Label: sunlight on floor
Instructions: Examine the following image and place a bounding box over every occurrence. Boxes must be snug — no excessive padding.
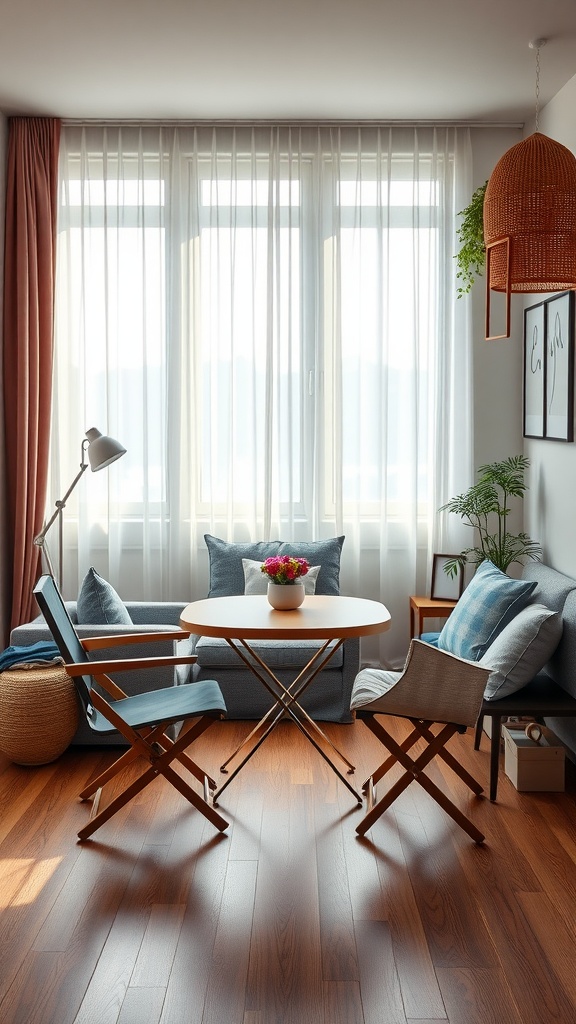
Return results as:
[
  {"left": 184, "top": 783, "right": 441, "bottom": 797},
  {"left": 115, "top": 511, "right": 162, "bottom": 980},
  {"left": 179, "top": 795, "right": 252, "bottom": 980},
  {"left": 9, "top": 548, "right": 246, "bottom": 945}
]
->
[{"left": 1, "top": 857, "right": 63, "bottom": 907}]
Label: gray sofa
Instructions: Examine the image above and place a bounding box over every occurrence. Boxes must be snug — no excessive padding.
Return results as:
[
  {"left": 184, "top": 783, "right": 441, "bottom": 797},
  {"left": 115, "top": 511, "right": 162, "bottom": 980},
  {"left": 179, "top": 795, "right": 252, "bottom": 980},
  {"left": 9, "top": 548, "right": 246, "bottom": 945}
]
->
[
  {"left": 519, "top": 561, "right": 576, "bottom": 756},
  {"left": 474, "top": 561, "right": 576, "bottom": 798},
  {"left": 191, "top": 632, "right": 358, "bottom": 723},
  {"left": 187, "top": 534, "right": 359, "bottom": 724},
  {"left": 9, "top": 601, "right": 191, "bottom": 746}
]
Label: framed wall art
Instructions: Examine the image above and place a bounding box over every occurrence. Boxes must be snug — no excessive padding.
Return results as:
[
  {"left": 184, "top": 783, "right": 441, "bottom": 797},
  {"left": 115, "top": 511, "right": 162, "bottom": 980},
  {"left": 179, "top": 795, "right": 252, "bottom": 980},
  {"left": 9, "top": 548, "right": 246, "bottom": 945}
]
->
[{"left": 523, "top": 290, "right": 575, "bottom": 442}]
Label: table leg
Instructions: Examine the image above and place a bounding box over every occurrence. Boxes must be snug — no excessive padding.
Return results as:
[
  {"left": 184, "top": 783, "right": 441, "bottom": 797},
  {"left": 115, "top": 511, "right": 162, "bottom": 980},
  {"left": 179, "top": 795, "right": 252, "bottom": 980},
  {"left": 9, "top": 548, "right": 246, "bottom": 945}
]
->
[
  {"left": 221, "top": 637, "right": 355, "bottom": 774},
  {"left": 489, "top": 716, "right": 502, "bottom": 801},
  {"left": 213, "top": 636, "right": 362, "bottom": 804},
  {"left": 214, "top": 699, "right": 362, "bottom": 806}
]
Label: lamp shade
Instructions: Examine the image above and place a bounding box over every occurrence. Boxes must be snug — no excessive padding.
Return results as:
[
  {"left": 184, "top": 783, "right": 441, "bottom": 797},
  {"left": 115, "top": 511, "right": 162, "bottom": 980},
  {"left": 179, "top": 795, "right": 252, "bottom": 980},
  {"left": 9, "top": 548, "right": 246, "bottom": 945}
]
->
[
  {"left": 484, "top": 132, "right": 576, "bottom": 294},
  {"left": 85, "top": 427, "right": 126, "bottom": 471}
]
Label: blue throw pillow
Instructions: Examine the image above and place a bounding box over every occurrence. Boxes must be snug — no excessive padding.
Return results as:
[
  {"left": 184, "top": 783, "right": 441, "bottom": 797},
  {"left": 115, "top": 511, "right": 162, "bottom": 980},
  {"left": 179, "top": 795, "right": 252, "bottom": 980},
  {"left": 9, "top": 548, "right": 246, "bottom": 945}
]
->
[
  {"left": 204, "top": 535, "right": 344, "bottom": 597},
  {"left": 437, "top": 560, "right": 537, "bottom": 661},
  {"left": 77, "top": 567, "right": 133, "bottom": 625}
]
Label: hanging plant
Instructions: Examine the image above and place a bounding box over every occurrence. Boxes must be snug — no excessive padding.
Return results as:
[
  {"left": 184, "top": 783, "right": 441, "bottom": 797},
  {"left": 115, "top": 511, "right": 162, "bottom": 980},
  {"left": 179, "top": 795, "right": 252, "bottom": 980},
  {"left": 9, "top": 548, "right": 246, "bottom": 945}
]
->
[{"left": 455, "top": 180, "right": 488, "bottom": 297}]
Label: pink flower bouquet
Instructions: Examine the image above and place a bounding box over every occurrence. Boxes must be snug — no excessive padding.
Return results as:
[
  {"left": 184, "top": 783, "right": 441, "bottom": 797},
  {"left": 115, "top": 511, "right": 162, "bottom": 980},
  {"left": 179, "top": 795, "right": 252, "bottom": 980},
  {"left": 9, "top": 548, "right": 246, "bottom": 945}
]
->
[{"left": 261, "top": 555, "right": 310, "bottom": 585}]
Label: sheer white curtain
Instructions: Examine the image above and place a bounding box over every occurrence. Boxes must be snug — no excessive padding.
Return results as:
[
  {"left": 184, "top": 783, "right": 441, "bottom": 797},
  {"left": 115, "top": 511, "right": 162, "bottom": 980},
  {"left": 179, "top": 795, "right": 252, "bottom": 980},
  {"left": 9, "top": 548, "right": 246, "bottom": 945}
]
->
[{"left": 52, "top": 123, "right": 473, "bottom": 667}]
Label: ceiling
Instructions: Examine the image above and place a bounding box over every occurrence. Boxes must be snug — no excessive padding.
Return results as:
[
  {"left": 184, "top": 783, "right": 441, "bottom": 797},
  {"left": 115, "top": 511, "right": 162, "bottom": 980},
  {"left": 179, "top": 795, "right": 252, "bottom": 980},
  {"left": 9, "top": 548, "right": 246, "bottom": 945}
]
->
[{"left": 2, "top": 0, "right": 576, "bottom": 123}]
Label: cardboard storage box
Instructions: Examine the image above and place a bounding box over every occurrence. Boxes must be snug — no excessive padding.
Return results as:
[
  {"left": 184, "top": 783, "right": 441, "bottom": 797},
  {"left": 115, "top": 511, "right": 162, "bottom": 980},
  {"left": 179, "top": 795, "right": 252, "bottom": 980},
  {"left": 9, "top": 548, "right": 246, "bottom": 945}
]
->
[{"left": 503, "top": 726, "right": 565, "bottom": 792}]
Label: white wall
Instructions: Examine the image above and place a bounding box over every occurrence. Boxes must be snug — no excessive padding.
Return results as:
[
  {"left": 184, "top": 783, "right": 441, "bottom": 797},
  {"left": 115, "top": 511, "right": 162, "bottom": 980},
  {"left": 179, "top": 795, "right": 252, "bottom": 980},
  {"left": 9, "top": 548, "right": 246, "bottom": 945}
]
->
[
  {"left": 461, "top": 127, "right": 526, "bottom": 548},
  {"left": 523, "top": 74, "right": 576, "bottom": 576},
  {"left": 469, "top": 127, "right": 524, "bottom": 471}
]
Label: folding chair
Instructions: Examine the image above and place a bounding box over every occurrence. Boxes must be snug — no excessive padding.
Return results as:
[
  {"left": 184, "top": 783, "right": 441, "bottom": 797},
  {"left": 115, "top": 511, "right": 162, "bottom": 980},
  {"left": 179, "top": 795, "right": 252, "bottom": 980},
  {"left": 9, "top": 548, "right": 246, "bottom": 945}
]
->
[
  {"left": 351, "top": 639, "right": 490, "bottom": 843},
  {"left": 33, "top": 574, "right": 229, "bottom": 841}
]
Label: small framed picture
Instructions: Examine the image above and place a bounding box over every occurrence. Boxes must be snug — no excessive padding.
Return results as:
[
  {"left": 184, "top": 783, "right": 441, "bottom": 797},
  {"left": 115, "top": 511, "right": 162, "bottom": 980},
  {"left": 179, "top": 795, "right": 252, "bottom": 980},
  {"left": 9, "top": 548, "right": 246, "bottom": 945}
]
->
[{"left": 430, "top": 554, "right": 464, "bottom": 602}]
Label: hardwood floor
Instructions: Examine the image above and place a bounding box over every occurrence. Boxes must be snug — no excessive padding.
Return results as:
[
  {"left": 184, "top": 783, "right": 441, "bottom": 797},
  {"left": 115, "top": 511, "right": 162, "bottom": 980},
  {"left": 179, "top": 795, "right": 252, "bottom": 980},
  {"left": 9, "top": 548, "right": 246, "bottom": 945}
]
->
[{"left": 0, "top": 717, "right": 575, "bottom": 1024}]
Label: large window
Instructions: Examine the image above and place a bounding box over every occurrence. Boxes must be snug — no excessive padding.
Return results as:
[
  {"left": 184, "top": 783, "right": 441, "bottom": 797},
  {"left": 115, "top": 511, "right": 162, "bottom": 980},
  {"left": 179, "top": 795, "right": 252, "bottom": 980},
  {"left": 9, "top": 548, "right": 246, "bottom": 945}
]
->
[{"left": 52, "top": 124, "right": 472, "bottom": 666}]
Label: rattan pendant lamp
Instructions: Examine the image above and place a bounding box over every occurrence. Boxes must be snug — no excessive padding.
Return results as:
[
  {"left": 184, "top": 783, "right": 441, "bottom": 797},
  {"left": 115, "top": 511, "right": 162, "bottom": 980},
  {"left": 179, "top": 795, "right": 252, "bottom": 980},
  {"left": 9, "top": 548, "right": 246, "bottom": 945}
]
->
[{"left": 484, "top": 39, "right": 576, "bottom": 339}]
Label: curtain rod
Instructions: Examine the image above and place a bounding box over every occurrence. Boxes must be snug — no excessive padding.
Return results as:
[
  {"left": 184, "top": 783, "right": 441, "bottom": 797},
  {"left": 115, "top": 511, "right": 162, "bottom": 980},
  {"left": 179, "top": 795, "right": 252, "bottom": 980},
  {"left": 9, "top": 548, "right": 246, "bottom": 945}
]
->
[{"left": 62, "top": 118, "right": 524, "bottom": 130}]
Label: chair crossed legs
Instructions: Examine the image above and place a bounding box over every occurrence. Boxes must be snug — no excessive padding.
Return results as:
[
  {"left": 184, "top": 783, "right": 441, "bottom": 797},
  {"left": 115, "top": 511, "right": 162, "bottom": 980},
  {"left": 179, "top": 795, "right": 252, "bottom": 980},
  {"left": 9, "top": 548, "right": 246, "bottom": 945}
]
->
[
  {"left": 351, "top": 640, "right": 490, "bottom": 843},
  {"left": 34, "top": 574, "right": 229, "bottom": 841}
]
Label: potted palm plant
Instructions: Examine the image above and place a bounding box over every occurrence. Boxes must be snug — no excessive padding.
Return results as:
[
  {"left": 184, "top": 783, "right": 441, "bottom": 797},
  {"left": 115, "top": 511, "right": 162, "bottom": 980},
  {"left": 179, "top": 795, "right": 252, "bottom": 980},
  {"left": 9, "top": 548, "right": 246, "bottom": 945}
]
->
[{"left": 440, "top": 455, "right": 541, "bottom": 576}]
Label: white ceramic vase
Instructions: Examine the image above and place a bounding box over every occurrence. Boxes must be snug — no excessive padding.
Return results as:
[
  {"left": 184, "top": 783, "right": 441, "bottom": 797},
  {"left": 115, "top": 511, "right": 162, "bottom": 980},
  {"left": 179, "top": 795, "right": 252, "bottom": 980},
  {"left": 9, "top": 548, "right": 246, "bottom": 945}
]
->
[{"left": 267, "top": 581, "right": 305, "bottom": 610}]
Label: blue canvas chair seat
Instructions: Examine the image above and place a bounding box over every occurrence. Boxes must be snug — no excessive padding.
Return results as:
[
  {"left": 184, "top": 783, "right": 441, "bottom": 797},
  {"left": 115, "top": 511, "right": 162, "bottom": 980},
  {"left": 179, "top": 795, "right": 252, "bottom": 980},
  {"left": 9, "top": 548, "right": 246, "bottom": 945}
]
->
[{"left": 33, "top": 574, "right": 228, "bottom": 842}]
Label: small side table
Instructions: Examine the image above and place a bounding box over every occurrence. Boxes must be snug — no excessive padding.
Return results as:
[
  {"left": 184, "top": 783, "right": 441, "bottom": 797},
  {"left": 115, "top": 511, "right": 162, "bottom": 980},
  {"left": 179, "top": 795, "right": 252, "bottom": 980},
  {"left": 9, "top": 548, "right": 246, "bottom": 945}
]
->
[{"left": 409, "top": 595, "right": 456, "bottom": 639}]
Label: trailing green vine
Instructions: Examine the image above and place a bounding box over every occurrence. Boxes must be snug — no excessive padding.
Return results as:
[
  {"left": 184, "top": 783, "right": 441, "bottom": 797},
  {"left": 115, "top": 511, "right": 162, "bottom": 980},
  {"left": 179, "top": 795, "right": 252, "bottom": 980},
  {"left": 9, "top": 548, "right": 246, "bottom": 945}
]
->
[{"left": 455, "top": 180, "right": 487, "bottom": 297}]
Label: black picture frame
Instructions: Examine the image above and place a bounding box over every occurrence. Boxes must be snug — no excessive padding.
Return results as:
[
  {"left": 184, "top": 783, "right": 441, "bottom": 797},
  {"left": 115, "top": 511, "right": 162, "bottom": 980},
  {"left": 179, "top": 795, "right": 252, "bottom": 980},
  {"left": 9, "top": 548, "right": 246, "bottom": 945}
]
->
[
  {"left": 523, "top": 291, "right": 575, "bottom": 442},
  {"left": 523, "top": 300, "right": 545, "bottom": 438},
  {"left": 545, "top": 291, "right": 575, "bottom": 441},
  {"left": 430, "top": 554, "right": 464, "bottom": 602}
]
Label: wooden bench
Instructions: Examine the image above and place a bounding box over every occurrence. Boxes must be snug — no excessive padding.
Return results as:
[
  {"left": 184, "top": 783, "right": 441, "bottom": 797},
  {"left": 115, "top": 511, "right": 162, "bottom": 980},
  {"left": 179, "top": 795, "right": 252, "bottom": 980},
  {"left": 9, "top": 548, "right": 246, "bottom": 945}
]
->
[{"left": 475, "top": 675, "right": 576, "bottom": 800}]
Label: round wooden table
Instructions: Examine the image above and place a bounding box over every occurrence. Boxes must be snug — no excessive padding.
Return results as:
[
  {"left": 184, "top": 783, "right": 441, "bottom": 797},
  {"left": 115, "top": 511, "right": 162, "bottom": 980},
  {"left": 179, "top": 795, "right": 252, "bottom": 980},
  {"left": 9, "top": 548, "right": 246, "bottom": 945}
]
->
[{"left": 180, "top": 594, "right": 391, "bottom": 804}]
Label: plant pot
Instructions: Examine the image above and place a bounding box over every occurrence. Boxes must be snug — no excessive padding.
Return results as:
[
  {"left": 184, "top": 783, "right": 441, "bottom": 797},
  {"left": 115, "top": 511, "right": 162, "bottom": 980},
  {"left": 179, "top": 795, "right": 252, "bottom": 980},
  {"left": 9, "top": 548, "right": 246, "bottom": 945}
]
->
[{"left": 267, "top": 581, "right": 305, "bottom": 610}]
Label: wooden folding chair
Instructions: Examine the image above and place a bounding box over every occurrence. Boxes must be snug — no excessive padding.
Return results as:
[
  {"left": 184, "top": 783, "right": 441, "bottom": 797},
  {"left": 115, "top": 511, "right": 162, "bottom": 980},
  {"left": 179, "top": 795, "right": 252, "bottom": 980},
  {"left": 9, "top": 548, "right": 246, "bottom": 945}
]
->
[
  {"left": 351, "top": 640, "right": 490, "bottom": 843},
  {"left": 34, "top": 574, "right": 229, "bottom": 841}
]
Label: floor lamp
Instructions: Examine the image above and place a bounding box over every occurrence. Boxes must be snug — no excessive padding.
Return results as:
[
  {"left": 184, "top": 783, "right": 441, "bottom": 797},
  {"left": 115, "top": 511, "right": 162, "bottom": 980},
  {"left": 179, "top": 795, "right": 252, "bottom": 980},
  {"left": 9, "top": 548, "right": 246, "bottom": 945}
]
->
[{"left": 33, "top": 427, "right": 127, "bottom": 587}]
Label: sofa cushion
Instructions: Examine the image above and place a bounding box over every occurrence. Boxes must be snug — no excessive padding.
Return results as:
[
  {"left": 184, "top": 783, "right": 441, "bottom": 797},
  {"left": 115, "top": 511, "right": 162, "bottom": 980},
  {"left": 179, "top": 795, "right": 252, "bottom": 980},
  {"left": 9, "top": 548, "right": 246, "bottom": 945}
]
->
[
  {"left": 242, "top": 558, "right": 321, "bottom": 595},
  {"left": 437, "top": 560, "right": 537, "bottom": 661},
  {"left": 350, "top": 667, "right": 400, "bottom": 710},
  {"left": 205, "top": 534, "right": 344, "bottom": 597},
  {"left": 480, "top": 603, "right": 563, "bottom": 700},
  {"left": 195, "top": 635, "right": 344, "bottom": 669},
  {"left": 77, "top": 567, "right": 133, "bottom": 625}
]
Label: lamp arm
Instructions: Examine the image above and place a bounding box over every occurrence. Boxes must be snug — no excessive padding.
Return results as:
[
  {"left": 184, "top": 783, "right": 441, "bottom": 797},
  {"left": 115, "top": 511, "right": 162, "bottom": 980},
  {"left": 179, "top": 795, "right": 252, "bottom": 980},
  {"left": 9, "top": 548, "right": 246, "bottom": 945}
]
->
[{"left": 33, "top": 454, "right": 89, "bottom": 548}]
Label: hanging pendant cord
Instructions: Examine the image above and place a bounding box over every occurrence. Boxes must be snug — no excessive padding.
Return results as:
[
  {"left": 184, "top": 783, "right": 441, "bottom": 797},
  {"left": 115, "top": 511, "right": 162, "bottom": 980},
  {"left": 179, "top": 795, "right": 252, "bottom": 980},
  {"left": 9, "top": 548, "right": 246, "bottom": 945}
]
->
[
  {"left": 529, "top": 37, "right": 546, "bottom": 133},
  {"left": 535, "top": 46, "right": 541, "bottom": 132}
]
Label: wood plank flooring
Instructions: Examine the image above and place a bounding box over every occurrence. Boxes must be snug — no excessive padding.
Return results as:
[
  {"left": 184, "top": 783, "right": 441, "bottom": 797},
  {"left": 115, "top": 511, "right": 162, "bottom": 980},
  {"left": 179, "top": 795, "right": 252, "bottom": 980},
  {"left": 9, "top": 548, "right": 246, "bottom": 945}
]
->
[{"left": 0, "top": 717, "right": 575, "bottom": 1024}]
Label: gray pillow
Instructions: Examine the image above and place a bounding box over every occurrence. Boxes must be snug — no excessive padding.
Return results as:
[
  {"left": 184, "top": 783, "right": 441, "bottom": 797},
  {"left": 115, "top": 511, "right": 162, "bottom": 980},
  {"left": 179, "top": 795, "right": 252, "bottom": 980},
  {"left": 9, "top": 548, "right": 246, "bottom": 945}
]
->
[
  {"left": 437, "top": 559, "right": 537, "bottom": 661},
  {"left": 242, "top": 558, "right": 321, "bottom": 595},
  {"left": 77, "top": 567, "right": 133, "bottom": 625},
  {"left": 204, "top": 534, "right": 344, "bottom": 597},
  {"left": 480, "top": 603, "right": 562, "bottom": 700}
]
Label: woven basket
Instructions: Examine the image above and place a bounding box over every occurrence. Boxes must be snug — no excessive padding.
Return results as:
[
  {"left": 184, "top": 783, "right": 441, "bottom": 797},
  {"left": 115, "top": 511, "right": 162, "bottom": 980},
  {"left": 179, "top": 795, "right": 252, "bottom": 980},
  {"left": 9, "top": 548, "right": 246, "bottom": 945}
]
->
[
  {"left": 484, "top": 132, "right": 576, "bottom": 293},
  {"left": 0, "top": 665, "right": 79, "bottom": 765}
]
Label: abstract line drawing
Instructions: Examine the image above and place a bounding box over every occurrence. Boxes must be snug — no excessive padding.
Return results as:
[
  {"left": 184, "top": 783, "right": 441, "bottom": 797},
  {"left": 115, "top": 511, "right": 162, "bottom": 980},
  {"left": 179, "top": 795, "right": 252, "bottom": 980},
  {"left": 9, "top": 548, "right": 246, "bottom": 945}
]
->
[
  {"left": 530, "top": 322, "right": 542, "bottom": 375},
  {"left": 548, "top": 309, "right": 564, "bottom": 414}
]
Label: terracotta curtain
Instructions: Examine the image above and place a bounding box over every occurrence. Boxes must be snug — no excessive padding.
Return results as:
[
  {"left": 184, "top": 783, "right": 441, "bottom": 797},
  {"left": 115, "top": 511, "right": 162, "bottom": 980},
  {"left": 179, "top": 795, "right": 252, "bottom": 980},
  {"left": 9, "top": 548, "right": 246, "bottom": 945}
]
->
[{"left": 2, "top": 117, "right": 61, "bottom": 632}]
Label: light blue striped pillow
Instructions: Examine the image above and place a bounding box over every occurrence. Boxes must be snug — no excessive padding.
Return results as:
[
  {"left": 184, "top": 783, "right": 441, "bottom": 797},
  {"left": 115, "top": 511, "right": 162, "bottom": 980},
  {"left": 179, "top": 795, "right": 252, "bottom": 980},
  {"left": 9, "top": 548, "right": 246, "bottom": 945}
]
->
[{"left": 437, "top": 560, "right": 537, "bottom": 661}]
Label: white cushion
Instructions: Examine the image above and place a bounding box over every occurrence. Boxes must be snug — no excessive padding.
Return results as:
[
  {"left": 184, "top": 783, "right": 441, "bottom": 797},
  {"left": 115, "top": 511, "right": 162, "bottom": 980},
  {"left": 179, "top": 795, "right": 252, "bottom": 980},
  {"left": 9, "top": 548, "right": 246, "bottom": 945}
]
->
[
  {"left": 480, "top": 603, "right": 562, "bottom": 700},
  {"left": 350, "top": 667, "right": 400, "bottom": 711},
  {"left": 242, "top": 558, "right": 321, "bottom": 595}
]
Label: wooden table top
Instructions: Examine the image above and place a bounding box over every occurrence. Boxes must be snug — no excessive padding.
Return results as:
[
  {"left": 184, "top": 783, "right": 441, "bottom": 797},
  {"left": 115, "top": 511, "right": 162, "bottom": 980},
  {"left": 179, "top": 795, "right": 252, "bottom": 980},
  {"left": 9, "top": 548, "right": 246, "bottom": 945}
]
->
[{"left": 180, "top": 594, "right": 391, "bottom": 641}]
